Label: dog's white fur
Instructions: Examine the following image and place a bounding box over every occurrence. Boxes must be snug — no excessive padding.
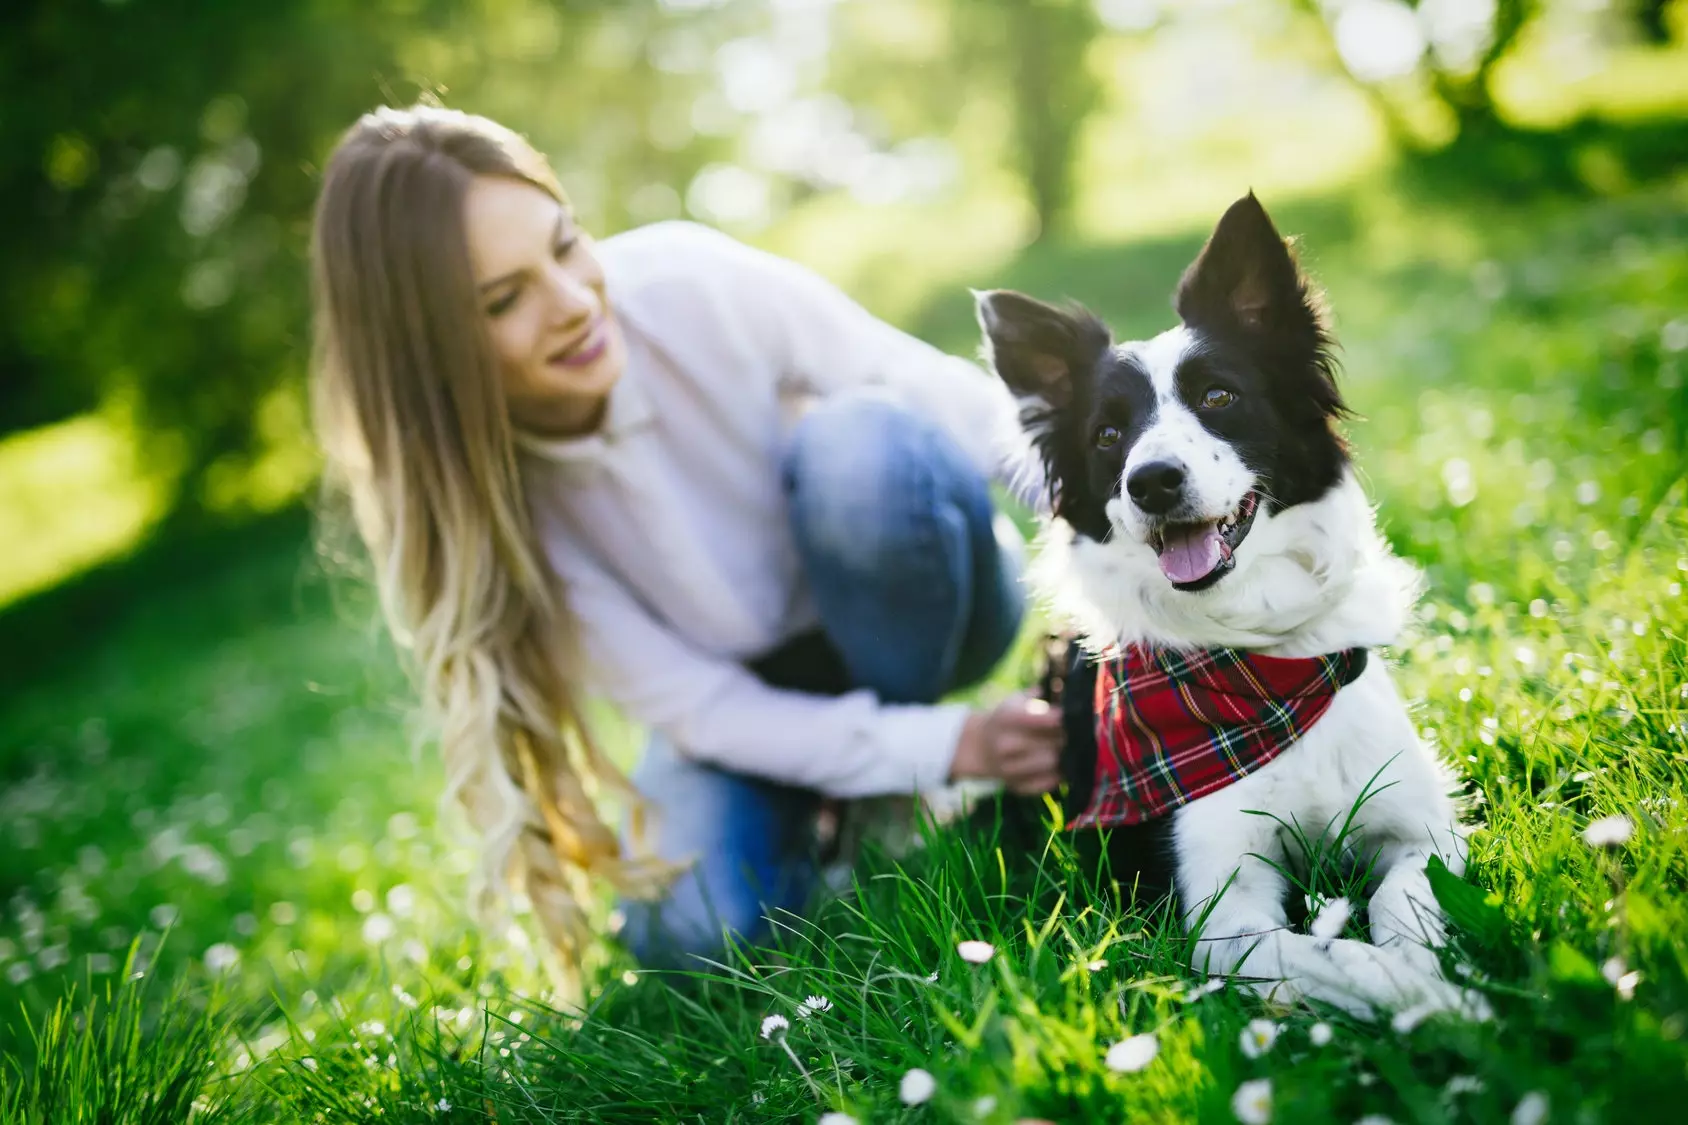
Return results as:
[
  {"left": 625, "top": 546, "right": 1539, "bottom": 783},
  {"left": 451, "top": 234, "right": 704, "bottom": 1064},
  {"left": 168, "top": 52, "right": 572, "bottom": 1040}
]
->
[{"left": 1026, "top": 329, "right": 1484, "bottom": 1020}]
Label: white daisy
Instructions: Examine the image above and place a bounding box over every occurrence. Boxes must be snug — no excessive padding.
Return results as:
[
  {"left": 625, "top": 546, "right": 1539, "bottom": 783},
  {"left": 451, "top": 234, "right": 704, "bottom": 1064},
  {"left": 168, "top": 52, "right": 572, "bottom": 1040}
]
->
[
  {"left": 1354, "top": 1116, "right": 1394, "bottom": 1125},
  {"left": 1511, "top": 1091, "right": 1549, "bottom": 1125},
  {"left": 1232, "top": 1077, "right": 1273, "bottom": 1125},
  {"left": 972, "top": 1094, "right": 998, "bottom": 1116},
  {"left": 1309, "top": 897, "right": 1353, "bottom": 941},
  {"left": 817, "top": 1114, "right": 859, "bottom": 1125},
  {"left": 1581, "top": 815, "right": 1633, "bottom": 848},
  {"left": 900, "top": 1067, "right": 937, "bottom": 1105},
  {"left": 1309, "top": 1022, "right": 1333, "bottom": 1047},
  {"left": 436, "top": 1099, "right": 451, "bottom": 1112},
  {"left": 1104, "top": 1033, "right": 1159, "bottom": 1072},
  {"left": 797, "top": 994, "right": 833, "bottom": 1017},
  {"left": 1239, "top": 1019, "right": 1280, "bottom": 1058},
  {"left": 957, "top": 940, "right": 996, "bottom": 964},
  {"left": 760, "top": 1014, "right": 790, "bottom": 1040}
]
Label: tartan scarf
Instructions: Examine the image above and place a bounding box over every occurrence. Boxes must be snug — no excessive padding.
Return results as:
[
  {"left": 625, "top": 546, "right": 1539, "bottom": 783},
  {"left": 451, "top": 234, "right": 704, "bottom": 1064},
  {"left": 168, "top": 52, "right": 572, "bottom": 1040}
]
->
[{"left": 1067, "top": 644, "right": 1369, "bottom": 830}]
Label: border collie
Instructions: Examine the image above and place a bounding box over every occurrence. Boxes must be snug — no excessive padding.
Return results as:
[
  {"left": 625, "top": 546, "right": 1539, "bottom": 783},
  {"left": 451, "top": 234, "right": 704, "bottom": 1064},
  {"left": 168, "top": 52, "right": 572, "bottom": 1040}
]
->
[{"left": 975, "top": 194, "right": 1485, "bottom": 1020}]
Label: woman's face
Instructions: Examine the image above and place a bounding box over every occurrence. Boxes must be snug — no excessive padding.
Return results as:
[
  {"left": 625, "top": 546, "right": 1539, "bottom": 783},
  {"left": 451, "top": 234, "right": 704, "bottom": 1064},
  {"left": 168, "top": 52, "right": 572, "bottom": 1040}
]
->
[{"left": 463, "top": 175, "right": 625, "bottom": 436}]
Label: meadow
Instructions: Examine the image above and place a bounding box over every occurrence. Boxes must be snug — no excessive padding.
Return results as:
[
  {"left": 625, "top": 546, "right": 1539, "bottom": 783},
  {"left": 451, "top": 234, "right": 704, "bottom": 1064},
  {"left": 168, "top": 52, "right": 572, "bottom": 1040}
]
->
[{"left": 1, "top": 156, "right": 1684, "bottom": 1124}]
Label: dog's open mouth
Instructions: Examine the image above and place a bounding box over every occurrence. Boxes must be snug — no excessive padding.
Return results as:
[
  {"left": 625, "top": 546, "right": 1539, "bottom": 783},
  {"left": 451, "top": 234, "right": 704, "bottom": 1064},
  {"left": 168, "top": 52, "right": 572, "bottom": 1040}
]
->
[{"left": 1148, "top": 491, "right": 1260, "bottom": 591}]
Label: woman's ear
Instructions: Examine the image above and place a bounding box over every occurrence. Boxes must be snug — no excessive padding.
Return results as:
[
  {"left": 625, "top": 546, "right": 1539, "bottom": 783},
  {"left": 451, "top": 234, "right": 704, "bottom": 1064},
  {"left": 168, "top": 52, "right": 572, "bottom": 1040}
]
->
[{"left": 973, "top": 289, "right": 1110, "bottom": 411}]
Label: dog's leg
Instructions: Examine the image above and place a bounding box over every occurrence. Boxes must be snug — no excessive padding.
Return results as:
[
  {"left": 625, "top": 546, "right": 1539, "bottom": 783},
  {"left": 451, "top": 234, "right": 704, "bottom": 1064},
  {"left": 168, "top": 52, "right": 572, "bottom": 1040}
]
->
[
  {"left": 1367, "top": 839, "right": 1451, "bottom": 952},
  {"left": 1175, "top": 805, "right": 1474, "bottom": 1019}
]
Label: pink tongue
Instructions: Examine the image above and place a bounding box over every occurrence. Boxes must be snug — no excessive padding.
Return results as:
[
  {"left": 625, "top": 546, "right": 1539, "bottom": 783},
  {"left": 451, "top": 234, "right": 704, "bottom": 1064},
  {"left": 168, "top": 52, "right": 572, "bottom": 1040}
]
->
[{"left": 1158, "top": 523, "right": 1224, "bottom": 584}]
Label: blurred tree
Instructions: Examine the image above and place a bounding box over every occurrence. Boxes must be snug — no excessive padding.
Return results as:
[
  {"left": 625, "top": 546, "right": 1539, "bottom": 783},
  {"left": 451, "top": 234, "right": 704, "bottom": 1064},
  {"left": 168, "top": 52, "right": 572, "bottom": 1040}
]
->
[
  {"left": 997, "top": 0, "right": 1103, "bottom": 239},
  {"left": 0, "top": 0, "right": 739, "bottom": 530}
]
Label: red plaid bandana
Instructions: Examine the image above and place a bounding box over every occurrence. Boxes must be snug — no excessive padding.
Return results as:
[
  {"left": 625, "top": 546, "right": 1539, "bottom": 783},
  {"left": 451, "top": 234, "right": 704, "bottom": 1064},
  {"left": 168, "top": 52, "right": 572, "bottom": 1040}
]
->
[{"left": 1067, "top": 645, "right": 1369, "bottom": 829}]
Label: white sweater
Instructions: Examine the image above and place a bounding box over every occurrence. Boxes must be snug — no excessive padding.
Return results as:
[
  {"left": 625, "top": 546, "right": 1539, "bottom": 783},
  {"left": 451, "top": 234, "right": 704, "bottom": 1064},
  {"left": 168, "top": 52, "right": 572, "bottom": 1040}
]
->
[{"left": 520, "top": 222, "right": 1027, "bottom": 798}]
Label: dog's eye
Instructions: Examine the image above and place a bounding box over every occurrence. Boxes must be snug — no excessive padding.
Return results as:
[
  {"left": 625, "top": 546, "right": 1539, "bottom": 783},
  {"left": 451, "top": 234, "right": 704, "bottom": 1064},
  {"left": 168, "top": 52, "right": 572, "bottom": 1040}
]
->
[
  {"left": 1094, "top": 425, "right": 1121, "bottom": 449},
  {"left": 1200, "top": 387, "right": 1237, "bottom": 410}
]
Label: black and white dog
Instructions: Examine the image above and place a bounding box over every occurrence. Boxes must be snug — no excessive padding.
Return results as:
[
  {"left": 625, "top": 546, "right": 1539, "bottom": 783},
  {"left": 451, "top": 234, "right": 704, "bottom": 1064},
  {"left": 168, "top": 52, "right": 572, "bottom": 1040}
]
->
[{"left": 976, "top": 194, "right": 1485, "bottom": 1020}]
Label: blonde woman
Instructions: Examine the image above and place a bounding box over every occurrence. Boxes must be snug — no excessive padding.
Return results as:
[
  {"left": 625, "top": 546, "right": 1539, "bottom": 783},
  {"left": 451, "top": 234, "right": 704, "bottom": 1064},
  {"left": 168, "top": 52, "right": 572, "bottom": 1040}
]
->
[{"left": 309, "top": 104, "right": 1062, "bottom": 975}]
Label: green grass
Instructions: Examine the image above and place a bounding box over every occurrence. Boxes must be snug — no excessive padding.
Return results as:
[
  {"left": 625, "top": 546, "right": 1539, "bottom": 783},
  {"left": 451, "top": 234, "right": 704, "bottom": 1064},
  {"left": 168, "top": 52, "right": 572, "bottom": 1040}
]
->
[{"left": 3, "top": 175, "right": 1687, "bottom": 1122}]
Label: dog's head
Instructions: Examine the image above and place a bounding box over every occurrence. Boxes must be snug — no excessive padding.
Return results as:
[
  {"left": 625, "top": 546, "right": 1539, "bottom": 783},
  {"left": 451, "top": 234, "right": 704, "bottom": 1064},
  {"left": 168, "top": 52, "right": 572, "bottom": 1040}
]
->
[{"left": 977, "top": 192, "right": 1349, "bottom": 594}]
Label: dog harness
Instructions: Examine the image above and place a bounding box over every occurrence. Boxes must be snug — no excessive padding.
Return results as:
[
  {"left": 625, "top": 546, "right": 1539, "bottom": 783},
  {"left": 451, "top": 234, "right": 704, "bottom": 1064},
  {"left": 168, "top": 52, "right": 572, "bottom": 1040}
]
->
[{"left": 1067, "top": 644, "right": 1369, "bottom": 829}]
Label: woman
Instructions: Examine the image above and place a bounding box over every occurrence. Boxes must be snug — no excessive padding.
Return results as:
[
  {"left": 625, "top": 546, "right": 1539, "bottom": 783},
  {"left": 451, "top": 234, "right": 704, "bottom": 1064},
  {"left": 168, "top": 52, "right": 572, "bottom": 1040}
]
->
[{"left": 309, "top": 104, "right": 1061, "bottom": 977}]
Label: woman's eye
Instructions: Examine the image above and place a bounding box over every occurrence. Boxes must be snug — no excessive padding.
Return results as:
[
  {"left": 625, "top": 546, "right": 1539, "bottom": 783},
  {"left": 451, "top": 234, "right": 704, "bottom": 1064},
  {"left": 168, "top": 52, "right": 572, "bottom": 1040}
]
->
[
  {"left": 486, "top": 287, "right": 520, "bottom": 318},
  {"left": 1094, "top": 424, "right": 1121, "bottom": 449},
  {"left": 553, "top": 237, "right": 578, "bottom": 262},
  {"left": 1200, "top": 387, "right": 1236, "bottom": 410}
]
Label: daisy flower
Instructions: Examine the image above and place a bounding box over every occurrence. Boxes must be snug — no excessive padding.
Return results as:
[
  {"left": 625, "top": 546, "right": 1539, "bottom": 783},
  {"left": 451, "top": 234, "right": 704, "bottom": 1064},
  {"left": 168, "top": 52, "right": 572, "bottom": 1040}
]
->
[
  {"left": 798, "top": 994, "right": 833, "bottom": 1018},
  {"left": 1308, "top": 1022, "right": 1333, "bottom": 1047},
  {"left": 1239, "top": 1019, "right": 1280, "bottom": 1059},
  {"left": 760, "top": 1014, "right": 790, "bottom": 1040},
  {"left": 1511, "top": 1091, "right": 1549, "bottom": 1125},
  {"left": 817, "top": 1114, "right": 859, "bottom": 1125},
  {"left": 900, "top": 1067, "right": 937, "bottom": 1105},
  {"left": 1104, "top": 1033, "right": 1159, "bottom": 1072},
  {"left": 1232, "top": 1077, "right": 1272, "bottom": 1125},
  {"left": 1581, "top": 815, "right": 1633, "bottom": 848},
  {"left": 957, "top": 940, "right": 996, "bottom": 964}
]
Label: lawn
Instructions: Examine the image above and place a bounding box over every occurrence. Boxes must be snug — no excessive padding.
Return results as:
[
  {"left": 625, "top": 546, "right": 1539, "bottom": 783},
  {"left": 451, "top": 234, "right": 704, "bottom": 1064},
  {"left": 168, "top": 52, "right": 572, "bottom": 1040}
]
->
[{"left": 2, "top": 172, "right": 1686, "bottom": 1122}]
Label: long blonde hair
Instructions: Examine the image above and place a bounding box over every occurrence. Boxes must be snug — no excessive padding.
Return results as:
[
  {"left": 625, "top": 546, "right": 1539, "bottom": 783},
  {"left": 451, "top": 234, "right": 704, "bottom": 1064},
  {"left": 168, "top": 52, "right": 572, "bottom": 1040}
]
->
[{"left": 308, "top": 104, "right": 670, "bottom": 985}]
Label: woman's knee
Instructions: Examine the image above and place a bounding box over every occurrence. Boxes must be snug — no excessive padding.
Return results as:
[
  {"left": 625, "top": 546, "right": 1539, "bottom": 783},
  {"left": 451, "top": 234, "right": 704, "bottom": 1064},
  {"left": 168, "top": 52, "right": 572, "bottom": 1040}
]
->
[{"left": 783, "top": 393, "right": 979, "bottom": 575}]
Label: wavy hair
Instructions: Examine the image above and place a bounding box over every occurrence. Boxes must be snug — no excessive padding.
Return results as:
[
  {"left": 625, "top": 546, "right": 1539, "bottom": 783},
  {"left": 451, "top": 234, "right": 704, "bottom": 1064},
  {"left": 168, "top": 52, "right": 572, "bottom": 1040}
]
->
[{"left": 308, "top": 104, "right": 672, "bottom": 986}]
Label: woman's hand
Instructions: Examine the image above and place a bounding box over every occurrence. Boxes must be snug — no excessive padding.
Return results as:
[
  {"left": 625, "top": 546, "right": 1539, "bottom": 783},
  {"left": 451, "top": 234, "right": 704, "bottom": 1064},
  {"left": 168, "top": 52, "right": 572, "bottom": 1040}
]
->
[{"left": 950, "top": 693, "right": 1064, "bottom": 794}]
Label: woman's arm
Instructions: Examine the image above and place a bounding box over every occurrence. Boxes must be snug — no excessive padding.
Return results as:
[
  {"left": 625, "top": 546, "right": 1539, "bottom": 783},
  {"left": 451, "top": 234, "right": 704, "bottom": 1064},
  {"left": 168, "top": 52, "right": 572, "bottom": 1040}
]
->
[{"left": 560, "top": 551, "right": 969, "bottom": 798}]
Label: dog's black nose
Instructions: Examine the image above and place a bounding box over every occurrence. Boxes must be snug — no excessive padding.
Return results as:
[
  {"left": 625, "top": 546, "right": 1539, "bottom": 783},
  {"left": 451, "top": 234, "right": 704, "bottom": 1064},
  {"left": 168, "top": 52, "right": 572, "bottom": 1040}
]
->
[{"left": 1126, "top": 460, "right": 1187, "bottom": 515}]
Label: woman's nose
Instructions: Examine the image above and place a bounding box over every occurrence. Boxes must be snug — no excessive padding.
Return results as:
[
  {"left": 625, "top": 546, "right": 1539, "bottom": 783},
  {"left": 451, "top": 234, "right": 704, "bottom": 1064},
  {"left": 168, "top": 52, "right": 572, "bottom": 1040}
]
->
[{"left": 542, "top": 264, "right": 596, "bottom": 322}]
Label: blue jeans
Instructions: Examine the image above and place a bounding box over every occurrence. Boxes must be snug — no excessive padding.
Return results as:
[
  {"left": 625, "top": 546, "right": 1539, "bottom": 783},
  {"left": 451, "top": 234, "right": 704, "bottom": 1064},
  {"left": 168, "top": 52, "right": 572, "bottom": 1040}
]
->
[{"left": 618, "top": 393, "right": 1025, "bottom": 967}]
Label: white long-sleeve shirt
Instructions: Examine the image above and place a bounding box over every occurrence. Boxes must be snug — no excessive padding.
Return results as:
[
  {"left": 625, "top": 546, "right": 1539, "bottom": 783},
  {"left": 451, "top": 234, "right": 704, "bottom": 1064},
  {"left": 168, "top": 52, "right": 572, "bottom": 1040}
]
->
[{"left": 519, "top": 221, "right": 1026, "bottom": 798}]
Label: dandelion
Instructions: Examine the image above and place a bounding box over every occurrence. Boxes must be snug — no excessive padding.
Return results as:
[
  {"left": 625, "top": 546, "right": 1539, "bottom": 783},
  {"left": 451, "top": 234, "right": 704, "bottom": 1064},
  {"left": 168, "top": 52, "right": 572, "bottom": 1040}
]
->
[
  {"left": 958, "top": 940, "right": 996, "bottom": 964},
  {"left": 1511, "top": 1091, "right": 1549, "bottom": 1125},
  {"left": 1309, "top": 897, "right": 1353, "bottom": 941},
  {"left": 1232, "top": 1077, "right": 1272, "bottom": 1125},
  {"left": 797, "top": 994, "right": 833, "bottom": 1018},
  {"left": 900, "top": 1067, "right": 937, "bottom": 1105},
  {"left": 818, "top": 1114, "right": 859, "bottom": 1125},
  {"left": 1581, "top": 815, "right": 1633, "bottom": 848},
  {"left": 1104, "top": 1033, "right": 1159, "bottom": 1072},
  {"left": 1308, "top": 1022, "right": 1333, "bottom": 1047},
  {"left": 760, "top": 1014, "right": 790, "bottom": 1040},
  {"left": 1239, "top": 1019, "right": 1280, "bottom": 1058}
]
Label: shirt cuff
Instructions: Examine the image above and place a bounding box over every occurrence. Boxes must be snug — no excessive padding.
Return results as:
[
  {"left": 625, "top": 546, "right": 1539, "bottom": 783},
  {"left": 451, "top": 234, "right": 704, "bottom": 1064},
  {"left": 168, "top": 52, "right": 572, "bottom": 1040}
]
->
[{"left": 864, "top": 701, "right": 971, "bottom": 796}]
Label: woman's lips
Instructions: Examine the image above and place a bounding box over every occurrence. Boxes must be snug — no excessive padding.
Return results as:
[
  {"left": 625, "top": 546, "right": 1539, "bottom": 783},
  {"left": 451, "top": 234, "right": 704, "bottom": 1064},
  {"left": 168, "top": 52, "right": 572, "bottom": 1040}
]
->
[{"left": 550, "top": 320, "right": 607, "bottom": 369}]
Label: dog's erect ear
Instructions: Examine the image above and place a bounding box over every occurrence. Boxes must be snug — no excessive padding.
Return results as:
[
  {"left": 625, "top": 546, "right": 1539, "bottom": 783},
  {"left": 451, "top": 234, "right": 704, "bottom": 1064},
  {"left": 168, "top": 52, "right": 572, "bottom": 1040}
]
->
[
  {"left": 1174, "top": 192, "right": 1322, "bottom": 339},
  {"left": 973, "top": 289, "right": 1109, "bottom": 409}
]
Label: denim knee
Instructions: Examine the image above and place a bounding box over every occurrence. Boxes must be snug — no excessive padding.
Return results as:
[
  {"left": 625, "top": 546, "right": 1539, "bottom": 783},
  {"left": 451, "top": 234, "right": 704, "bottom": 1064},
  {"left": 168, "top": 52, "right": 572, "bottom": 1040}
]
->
[{"left": 783, "top": 393, "right": 950, "bottom": 576}]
